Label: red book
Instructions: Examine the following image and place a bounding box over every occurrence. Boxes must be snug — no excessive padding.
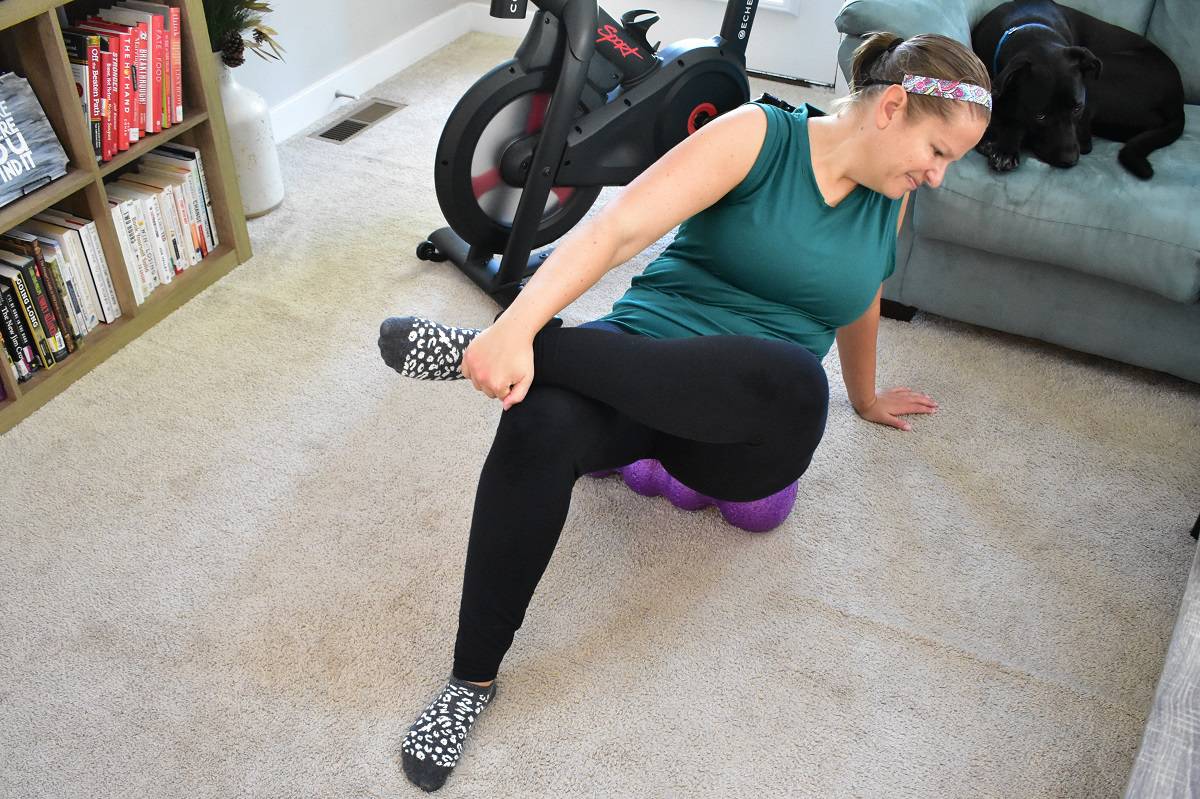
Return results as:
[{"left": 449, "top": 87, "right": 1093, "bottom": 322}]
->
[
  {"left": 85, "top": 32, "right": 121, "bottom": 153},
  {"left": 89, "top": 31, "right": 124, "bottom": 151},
  {"left": 79, "top": 22, "right": 135, "bottom": 146},
  {"left": 118, "top": 2, "right": 179, "bottom": 125},
  {"left": 168, "top": 5, "right": 182, "bottom": 123},
  {"left": 131, "top": 22, "right": 148, "bottom": 136},
  {"left": 154, "top": 26, "right": 166, "bottom": 130},
  {"left": 95, "top": 9, "right": 152, "bottom": 137},
  {"left": 98, "top": 48, "right": 114, "bottom": 160}
]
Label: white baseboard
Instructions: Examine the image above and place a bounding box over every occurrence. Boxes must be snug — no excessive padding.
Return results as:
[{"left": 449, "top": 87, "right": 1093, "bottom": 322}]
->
[{"left": 269, "top": 3, "right": 526, "bottom": 143}]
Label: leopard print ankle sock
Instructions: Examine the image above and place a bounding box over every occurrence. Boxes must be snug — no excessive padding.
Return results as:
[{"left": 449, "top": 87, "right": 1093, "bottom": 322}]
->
[
  {"left": 400, "top": 677, "right": 497, "bottom": 792},
  {"left": 378, "top": 316, "right": 479, "bottom": 380}
]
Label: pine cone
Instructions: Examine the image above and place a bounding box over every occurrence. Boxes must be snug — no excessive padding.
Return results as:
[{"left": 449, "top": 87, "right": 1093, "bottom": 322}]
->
[{"left": 220, "top": 29, "right": 245, "bottom": 68}]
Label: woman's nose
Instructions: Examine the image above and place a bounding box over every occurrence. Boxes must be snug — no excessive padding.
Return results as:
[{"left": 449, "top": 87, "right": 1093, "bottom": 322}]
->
[{"left": 925, "top": 164, "right": 947, "bottom": 188}]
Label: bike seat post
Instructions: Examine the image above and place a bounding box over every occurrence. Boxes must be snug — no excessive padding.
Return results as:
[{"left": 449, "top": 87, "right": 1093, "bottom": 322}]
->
[{"left": 718, "top": 0, "right": 758, "bottom": 59}]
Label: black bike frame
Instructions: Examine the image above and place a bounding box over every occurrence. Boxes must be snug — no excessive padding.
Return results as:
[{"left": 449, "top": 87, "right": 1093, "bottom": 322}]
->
[
  {"left": 493, "top": 0, "right": 760, "bottom": 64},
  {"left": 474, "top": 0, "right": 760, "bottom": 301}
]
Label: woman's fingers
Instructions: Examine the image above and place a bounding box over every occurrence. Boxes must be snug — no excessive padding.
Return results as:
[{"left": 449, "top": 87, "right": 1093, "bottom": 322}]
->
[{"left": 502, "top": 374, "right": 533, "bottom": 411}]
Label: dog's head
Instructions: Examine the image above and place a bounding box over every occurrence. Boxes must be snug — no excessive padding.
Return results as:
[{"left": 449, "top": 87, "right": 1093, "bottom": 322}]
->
[{"left": 992, "top": 45, "right": 1102, "bottom": 167}]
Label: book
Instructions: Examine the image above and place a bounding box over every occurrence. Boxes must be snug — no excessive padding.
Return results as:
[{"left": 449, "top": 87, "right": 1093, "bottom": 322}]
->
[
  {"left": 123, "top": 170, "right": 198, "bottom": 265},
  {"left": 154, "top": 144, "right": 219, "bottom": 250},
  {"left": 114, "top": 176, "right": 184, "bottom": 273},
  {"left": 39, "top": 236, "right": 98, "bottom": 334},
  {"left": 106, "top": 182, "right": 173, "bottom": 284},
  {"left": 1, "top": 347, "right": 14, "bottom": 391},
  {"left": 96, "top": 45, "right": 114, "bottom": 159},
  {"left": 0, "top": 74, "right": 70, "bottom": 206},
  {"left": 0, "top": 259, "right": 53, "bottom": 368},
  {"left": 31, "top": 211, "right": 122, "bottom": 322},
  {"left": 116, "top": 1, "right": 181, "bottom": 125},
  {"left": 42, "top": 245, "right": 87, "bottom": 343},
  {"left": 17, "top": 219, "right": 114, "bottom": 325},
  {"left": 107, "top": 198, "right": 146, "bottom": 304},
  {"left": 121, "top": 195, "right": 159, "bottom": 293},
  {"left": 137, "top": 158, "right": 207, "bottom": 256},
  {"left": 0, "top": 230, "right": 76, "bottom": 353},
  {"left": 77, "top": 19, "right": 138, "bottom": 146},
  {"left": 145, "top": 146, "right": 218, "bottom": 252},
  {"left": 0, "top": 247, "right": 66, "bottom": 362},
  {"left": 0, "top": 283, "right": 36, "bottom": 380},
  {"left": 67, "top": 28, "right": 119, "bottom": 161},
  {"left": 93, "top": 8, "right": 153, "bottom": 136},
  {"left": 62, "top": 31, "right": 104, "bottom": 159}
]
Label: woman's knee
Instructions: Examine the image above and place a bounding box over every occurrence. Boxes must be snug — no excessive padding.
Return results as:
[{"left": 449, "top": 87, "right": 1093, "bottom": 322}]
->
[
  {"left": 749, "top": 342, "right": 829, "bottom": 421},
  {"left": 494, "top": 386, "right": 596, "bottom": 456}
]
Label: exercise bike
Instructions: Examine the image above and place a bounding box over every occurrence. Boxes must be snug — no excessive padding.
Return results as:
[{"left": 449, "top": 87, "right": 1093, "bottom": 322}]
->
[{"left": 417, "top": 0, "right": 777, "bottom": 306}]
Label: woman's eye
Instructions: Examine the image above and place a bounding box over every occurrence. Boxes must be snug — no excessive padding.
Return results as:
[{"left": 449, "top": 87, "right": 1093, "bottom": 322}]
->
[{"left": 933, "top": 148, "right": 944, "bottom": 158}]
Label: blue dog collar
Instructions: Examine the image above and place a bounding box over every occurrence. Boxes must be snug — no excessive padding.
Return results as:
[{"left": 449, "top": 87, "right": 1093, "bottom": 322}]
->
[{"left": 993, "top": 22, "right": 1057, "bottom": 75}]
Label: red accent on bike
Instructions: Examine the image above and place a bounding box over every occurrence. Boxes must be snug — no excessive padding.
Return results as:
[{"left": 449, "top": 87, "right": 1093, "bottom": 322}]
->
[
  {"left": 527, "top": 92, "right": 551, "bottom": 133},
  {"left": 551, "top": 186, "right": 575, "bottom": 204},
  {"left": 472, "top": 167, "right": 503, "bottom": 199},
  {"left": 687, "top": 102, "right": 719, "bottom": 135},
  {"left": 596, "top": 24, "right": 644, "bottom": 60}
]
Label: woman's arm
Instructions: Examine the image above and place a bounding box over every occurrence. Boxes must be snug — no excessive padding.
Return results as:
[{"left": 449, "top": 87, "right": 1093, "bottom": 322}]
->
[
  {"left": 835, "top": 193, "right": 937, "bottom": 429},
  {"left": 835, "top": 192, "right": 908, "bottom": 412},
  {"left": 496, "top": 103, "right": 770, "bottom": 341},
  {"left": 466, "top": 104, "right": 771, "bottom": 406},
  {"left": 835, "top": 286, "right": 883, "bottom": 413}
]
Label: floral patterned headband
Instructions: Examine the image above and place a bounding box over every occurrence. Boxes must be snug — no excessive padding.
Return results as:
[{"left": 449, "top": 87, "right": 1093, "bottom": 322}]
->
[{"left": 860, "top": 74, "right": 993, "bottom": 111}]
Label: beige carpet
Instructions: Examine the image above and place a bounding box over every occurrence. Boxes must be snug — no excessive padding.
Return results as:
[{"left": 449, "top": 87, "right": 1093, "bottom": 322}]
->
[{"left": 3, "top": 32, "right": 1199, "bottom": 798}]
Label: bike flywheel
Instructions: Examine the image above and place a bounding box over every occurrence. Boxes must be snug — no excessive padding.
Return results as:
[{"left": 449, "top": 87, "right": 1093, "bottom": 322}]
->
[{"left": 434, "top": 59, "right": 602, "bottom": 253}]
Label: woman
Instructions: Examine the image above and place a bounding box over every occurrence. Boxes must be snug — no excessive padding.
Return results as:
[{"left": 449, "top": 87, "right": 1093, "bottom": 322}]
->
[{"left": 379, "top": 31, "right": 992, "bottom": 792}]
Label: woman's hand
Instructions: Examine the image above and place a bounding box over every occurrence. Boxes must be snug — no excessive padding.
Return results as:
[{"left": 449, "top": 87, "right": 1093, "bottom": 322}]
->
[
  {"left": 855, "top": 386, "right": 938, "bottom": 431},
  {"left": 460, "top": 319, "right": 536, "bottom": 410}
]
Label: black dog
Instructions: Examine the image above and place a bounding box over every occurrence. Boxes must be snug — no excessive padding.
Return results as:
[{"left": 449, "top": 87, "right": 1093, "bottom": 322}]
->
[{"left": 972, "top": 0, "right": 1184, "bottom": 178}]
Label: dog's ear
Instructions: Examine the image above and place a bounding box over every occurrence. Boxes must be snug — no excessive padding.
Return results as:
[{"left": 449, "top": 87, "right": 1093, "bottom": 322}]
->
[
  {"left": 1066, "top": 46, "right": 1102, "bottom": 79},
  {"left": 993, "top": 53, "right": 1034, "bottom": 97}
]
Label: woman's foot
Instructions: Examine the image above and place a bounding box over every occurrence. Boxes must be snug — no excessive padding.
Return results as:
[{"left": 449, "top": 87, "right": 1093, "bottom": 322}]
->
[
  {"left": 400, "top": 676, "right": 497, "bottom": 792},
  {"left": 378, "top": 316, "right": 480, "bottom": 380}
]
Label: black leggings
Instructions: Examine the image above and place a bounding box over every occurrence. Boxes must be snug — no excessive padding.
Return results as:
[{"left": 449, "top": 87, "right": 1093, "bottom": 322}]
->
[{"left": 452, "top": 321, "right": 830, "bottom": 681}]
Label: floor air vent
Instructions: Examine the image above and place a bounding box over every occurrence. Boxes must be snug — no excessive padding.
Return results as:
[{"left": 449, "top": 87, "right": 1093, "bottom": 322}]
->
[{"left": 312, "top": 99, "right": 405, "bottom": 144}]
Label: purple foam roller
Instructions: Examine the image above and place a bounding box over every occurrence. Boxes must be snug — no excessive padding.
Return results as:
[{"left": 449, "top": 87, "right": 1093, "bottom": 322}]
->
[{"left": 585, "top": 459, "right": 797, "bottom": 532}]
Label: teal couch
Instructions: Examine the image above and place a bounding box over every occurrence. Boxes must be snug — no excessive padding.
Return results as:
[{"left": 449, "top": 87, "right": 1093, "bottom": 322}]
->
[{"left": 835, "top": 0, "right": 1200, "bottom": 383}]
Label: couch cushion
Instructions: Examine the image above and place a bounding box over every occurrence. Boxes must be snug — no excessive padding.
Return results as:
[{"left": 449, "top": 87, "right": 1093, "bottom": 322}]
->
[
  {"left": 1147, "top": 0, "right": 1200, "bottom": 104},
  {"left": 910, "top": 105, "right": 1200, "bottom": 303},
  {"left": 836, "top": 0, "right": 1157, "bottom": 45}
]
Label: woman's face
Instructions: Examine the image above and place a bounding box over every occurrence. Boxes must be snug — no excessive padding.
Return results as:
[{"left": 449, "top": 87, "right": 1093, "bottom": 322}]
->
[{"left": 869, "top": 93, "right": 989, "bottom": 199}]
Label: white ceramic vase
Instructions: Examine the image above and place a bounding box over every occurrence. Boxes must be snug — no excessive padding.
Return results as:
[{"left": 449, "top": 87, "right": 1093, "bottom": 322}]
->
[{"left": 214, "top": 52, "right": 284, "bottom": 218}]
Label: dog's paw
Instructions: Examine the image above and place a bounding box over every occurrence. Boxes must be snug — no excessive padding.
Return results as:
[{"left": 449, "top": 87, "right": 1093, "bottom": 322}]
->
[
  {"left": 1078, "top": 137, "right": 1093, "bottom": 155},
  {"left": 988, "top": 150, "right": 1021, "bottom": 172},
  {"left": 1118, "top": 149, "right": 1153, "bottom": 180},
  {"left": 975, "top": 139, "right": 997, "bottom": 157}
]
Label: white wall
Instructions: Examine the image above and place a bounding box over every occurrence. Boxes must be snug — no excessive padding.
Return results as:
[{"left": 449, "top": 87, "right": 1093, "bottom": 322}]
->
[
  {"left": 233, "top": 1, "right": 850, "bottom": 143},
  {"left": 232, "top": 0, "right": 478, "bottom": 142}
]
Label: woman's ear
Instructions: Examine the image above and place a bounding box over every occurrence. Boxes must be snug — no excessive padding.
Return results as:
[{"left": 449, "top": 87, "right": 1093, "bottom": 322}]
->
[{"left": 875, "top": 84, "right": 908, "bottom": 129}]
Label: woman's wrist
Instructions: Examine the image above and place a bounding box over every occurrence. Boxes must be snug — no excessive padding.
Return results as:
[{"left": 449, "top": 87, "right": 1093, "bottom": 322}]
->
[{"left": 852, "top": 393, "right": 878, "bottom": 415}]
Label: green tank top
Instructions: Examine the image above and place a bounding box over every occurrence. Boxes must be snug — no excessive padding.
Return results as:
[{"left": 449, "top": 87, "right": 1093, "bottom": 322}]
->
[{"left": 598, "top": 101, "right": 902, "bottom": 359}]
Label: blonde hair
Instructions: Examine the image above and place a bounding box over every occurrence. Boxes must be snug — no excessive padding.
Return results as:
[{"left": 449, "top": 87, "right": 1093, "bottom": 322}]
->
[{"left": 832, "top": 32, "right": 992, "bottom": 122}]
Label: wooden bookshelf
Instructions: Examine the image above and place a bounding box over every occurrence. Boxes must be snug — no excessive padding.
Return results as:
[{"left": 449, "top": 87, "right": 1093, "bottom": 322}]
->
[{"left": 0, "top": 0, "right": 252, "bottom": 433}]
